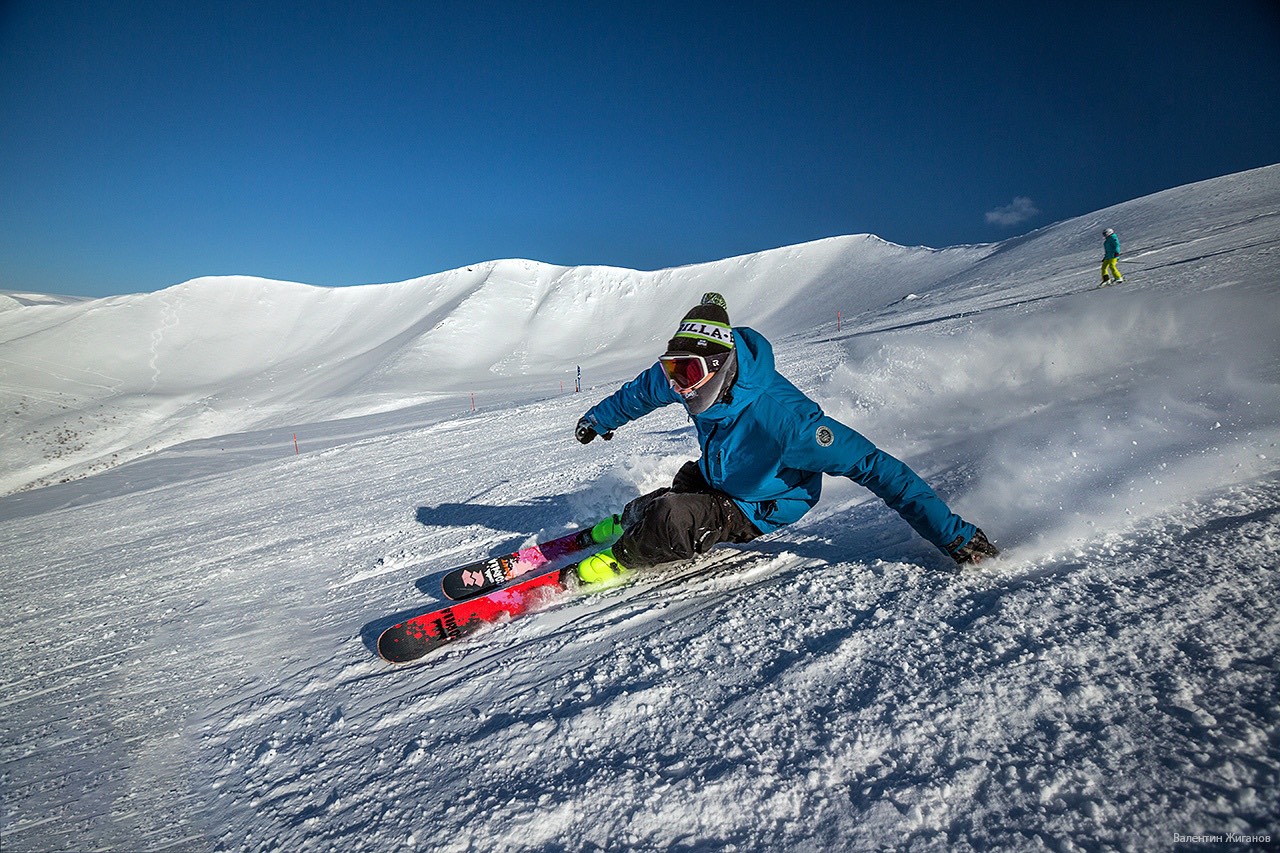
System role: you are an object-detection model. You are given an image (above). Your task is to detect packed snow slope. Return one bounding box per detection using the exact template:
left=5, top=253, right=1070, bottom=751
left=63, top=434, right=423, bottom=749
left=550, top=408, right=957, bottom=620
left=1, top=165, right=1278, bottom=852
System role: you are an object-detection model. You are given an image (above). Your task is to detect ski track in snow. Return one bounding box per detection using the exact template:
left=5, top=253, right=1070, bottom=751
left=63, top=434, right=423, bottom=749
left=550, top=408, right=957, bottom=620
left=1, top=167, right=1279, bottom=851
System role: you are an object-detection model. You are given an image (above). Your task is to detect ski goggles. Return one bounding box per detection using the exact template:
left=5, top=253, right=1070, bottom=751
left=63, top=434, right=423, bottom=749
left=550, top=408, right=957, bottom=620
left=659, top=353, right=716, bottom=392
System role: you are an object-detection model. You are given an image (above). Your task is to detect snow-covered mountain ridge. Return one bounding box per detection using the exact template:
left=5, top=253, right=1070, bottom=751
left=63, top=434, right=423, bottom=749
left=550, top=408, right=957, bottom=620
left=0, top=233, right=988, bottom=495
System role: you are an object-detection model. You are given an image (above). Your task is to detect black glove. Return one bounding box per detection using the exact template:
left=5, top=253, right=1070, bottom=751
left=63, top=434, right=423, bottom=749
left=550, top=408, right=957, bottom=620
left=575, top=416, right=613, bottom=444
left=948, top=528, right=1000, bottom=565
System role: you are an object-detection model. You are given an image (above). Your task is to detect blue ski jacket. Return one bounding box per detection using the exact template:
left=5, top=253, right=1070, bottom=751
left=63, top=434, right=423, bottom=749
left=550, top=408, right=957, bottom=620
left=582, top=327, right=975, bottom=550
left=1104, top=232, right=1121, bottom=260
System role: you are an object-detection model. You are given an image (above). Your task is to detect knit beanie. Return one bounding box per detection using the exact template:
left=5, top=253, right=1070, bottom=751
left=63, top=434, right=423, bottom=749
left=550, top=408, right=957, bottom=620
left=665, top=292, right=734, bottom=371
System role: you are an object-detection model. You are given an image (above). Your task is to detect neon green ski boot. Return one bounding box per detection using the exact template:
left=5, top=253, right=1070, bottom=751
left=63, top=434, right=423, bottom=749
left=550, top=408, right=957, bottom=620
left=576, top=547, right=630, bottom=584
left=590, top=514, right=624, bottom=544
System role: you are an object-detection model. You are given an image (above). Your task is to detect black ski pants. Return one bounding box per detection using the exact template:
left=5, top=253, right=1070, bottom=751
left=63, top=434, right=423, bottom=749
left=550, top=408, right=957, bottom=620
left=612, top=461, right=761, bottom=569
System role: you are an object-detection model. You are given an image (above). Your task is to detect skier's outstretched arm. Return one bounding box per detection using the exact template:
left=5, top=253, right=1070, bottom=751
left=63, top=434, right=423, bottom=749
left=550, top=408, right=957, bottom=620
left=845, top=446, right=974, bottom=551
left=577, top=363, right=680, bottom=443
left=782, top=415, right=975, bottom=552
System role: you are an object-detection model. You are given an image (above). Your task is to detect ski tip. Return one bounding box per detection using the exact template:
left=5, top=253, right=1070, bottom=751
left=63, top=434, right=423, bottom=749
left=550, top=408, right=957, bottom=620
left=377, top=623, right=438, bottom=663
left=377, top=629, right=414, bottom=663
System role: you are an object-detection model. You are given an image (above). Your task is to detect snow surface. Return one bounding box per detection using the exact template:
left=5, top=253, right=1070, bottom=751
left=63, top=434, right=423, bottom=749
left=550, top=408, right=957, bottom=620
left=2, top=166, right=1278, bottom=851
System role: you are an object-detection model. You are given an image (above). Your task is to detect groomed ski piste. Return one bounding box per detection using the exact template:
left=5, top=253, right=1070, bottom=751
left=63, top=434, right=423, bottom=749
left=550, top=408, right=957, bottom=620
left=2, top=166, right=1277, bottom=851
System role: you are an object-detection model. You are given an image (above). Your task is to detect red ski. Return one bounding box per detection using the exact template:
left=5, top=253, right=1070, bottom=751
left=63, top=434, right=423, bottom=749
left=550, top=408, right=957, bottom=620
left=379, top=564, right=575, bottom=663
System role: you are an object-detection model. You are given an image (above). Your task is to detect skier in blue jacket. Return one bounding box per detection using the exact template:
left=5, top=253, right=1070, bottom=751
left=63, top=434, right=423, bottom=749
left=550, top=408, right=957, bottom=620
left=573, top=293, right=998, bottom=584
left=1100, top=227, right=1124, bottom=285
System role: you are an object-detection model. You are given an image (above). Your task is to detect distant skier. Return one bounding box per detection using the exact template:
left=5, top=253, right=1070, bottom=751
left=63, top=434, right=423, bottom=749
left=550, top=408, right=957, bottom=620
left=572, top=293, right=998, bottom=584
left=1100, top=227, right=1124, bottom=286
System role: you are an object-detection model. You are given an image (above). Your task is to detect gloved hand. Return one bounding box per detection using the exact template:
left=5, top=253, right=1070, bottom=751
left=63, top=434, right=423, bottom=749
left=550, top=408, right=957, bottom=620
left=948, top=528, right=1000, bottom=565
left=575, top=416, right=613, bottom=444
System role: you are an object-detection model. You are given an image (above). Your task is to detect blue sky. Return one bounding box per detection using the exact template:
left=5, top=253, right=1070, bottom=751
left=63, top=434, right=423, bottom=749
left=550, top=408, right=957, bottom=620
left=2, top=1, right=1278, bottom=298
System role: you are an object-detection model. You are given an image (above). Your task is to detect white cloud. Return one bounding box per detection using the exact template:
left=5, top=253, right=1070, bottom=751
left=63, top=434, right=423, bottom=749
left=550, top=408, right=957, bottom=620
left=985, top=196, right=1040, bottom=227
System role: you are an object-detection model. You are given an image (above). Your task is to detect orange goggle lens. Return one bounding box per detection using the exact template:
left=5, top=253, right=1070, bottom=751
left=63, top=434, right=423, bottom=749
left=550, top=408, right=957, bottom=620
left=660, top=355, right=710, bottom=391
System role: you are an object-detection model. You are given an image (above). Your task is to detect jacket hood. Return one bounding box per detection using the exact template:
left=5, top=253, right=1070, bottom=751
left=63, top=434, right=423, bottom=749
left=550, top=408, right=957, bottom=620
left=695, top=327, right=772, bottom=422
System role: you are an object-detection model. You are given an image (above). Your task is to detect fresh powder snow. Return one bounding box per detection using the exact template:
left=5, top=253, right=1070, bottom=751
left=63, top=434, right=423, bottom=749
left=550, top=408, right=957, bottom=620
left=1, top=166, right=1277, bottom=851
